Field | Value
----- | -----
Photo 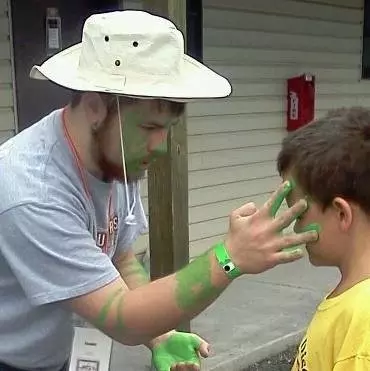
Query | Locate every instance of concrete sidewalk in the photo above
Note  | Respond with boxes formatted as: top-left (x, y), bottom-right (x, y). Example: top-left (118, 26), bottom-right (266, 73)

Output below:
top-left (109, 259), bottom-right (338, 370)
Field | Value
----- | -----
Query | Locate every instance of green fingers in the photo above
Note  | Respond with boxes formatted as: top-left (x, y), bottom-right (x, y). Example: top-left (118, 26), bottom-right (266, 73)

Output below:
top-left (270, 179), bottom-right (296, 217)
top-left (175, 251), bottom-right (222, 311)
top-left (152, 332), bottom-right (201, 371)
top-left (282, 222), bottom-right (321, 253)
top-left (271, 179), bottom-right (321, 252)
top-left (298, 222), bottom-right (321, 240)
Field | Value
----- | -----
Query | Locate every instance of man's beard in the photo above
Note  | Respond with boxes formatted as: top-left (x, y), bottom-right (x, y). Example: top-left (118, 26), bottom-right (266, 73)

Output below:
top-left (91, 122), bottom-right (146, 183)
top-left (97, 152), bottom-right (146, 183)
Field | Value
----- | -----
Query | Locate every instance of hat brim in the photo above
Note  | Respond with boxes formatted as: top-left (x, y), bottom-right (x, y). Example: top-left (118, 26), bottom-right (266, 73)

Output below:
top-left (29, 43), bottom-right (232, 102)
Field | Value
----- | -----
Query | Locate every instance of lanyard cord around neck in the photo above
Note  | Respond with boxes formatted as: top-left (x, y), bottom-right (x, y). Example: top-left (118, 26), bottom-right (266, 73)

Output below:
top-left (62, 108), bottom-right (113, 253)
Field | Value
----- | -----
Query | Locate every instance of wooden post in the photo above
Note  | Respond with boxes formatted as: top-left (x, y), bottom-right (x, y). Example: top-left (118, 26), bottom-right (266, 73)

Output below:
top-left (143, 0), bottom-right (190, 332)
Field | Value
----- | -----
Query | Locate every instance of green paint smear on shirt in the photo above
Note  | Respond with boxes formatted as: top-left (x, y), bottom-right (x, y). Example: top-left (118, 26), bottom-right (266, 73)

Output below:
top-left (175, 250), bottom-right (223, 311)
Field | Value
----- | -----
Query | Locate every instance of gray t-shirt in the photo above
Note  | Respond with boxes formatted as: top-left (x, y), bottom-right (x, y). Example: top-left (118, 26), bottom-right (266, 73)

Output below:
top-left (0, 109), bottom-right (148, 370)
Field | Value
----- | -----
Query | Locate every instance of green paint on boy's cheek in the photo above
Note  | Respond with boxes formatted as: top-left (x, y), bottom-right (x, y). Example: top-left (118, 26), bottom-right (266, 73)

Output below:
top-left (282, 197), bottom-right (321, 253)
top-left (275, 183), bottom-right (321, 252)
top-left (282, 222), bottom-right (321, 253)
top-left (175, 251), bottom-right (222, 311)
top-left (294, 196), bottom-right (321, 237)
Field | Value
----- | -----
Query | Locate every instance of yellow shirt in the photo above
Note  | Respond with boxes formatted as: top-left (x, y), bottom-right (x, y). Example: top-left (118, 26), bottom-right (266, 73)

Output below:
top-left (292, 279), bottom-right (370, 371)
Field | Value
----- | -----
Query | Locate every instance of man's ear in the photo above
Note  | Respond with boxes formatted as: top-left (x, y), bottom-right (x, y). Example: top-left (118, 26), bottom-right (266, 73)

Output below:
top-left (332, 197), bottom-right (353, 232)
top-left (81, 92), bottom-right (108, 124)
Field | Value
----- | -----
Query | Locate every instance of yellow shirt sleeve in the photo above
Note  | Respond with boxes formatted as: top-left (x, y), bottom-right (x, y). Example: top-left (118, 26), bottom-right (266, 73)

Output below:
top-left (334, 356), bottom-right (370, 371)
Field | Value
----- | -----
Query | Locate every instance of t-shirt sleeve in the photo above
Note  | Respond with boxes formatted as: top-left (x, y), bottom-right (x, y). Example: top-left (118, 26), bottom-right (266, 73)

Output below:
top-left (0, 201), bottom-right (120, 306)
top-left (116, 181), bottom-right (148, 253)
top-left (334, 356), bottom-right (370, 371)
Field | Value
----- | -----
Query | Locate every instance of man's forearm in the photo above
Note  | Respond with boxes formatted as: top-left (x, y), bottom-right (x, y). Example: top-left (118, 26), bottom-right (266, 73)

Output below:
top-left (92, 249), bottom-right (231, 345)
top-left (114, 250), bottom-right (169, 348)
top-left (114, 250), bottom-right (150, 290)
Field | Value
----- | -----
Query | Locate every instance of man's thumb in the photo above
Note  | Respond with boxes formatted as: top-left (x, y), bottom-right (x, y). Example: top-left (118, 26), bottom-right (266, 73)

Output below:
top-left (190, 334), bottom-right (210, 358)
top-left (198, 341), bottom-right (210, 358)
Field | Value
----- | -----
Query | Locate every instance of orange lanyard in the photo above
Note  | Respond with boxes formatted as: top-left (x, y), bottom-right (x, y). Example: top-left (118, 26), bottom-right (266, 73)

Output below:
top-left (62, 108), bottom-right (113, 254)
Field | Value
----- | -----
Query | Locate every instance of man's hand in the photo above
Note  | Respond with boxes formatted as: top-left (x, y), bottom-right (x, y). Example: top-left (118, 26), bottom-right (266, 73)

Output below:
top-left (225, 180), bottom-right (318, 274)
top-left (151, 331), bottom-right (210, 371)
top-left (67, 181), bottom-right (318, 346)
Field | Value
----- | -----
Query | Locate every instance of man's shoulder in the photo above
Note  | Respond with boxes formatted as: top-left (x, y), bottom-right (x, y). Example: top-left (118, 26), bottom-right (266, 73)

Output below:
top-left (0, 109), bottom-right (75, 211)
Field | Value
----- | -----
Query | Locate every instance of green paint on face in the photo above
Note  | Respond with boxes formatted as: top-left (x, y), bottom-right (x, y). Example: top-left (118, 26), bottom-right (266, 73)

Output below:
top-left (275, 179), bottom-right (320, 252)
top-left (293, 195), bottom-right (321, 238)
top-left (120, 108), bottom-right (177, 175)
top-left (94, 287), bottom-right (124, 328)
top-left (175, 251), bottom-right (222, 311)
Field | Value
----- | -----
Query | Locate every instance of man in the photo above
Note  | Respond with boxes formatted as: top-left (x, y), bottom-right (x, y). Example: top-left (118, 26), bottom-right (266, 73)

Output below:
top-left (0, 10), bottom-right (317, 371)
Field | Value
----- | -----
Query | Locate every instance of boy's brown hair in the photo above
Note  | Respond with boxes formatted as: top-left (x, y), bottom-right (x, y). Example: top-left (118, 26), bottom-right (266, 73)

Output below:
top-left (277, 107), bottom-right (370, 214)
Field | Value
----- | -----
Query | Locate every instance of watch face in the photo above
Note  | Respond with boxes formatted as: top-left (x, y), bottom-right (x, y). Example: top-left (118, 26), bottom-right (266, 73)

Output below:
top-left (223, 262), bottom-right (235, 272)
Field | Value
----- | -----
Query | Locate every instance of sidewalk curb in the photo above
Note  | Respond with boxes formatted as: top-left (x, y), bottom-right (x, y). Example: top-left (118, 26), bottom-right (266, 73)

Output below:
top-left (208, 329), bottom-right (304, 371)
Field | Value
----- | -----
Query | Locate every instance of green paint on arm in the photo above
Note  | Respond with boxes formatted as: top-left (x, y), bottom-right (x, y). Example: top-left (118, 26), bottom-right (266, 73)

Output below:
top-left (119, 256), bottom-right (150, 288)
top-left (94, 287), bottom-right (124, 328)
top-left (124, 259), bottom-right (149, 284)
top-left (116, 294), bottom-right (125, 331)
top-left (175, 250), bottom-right (223, 311)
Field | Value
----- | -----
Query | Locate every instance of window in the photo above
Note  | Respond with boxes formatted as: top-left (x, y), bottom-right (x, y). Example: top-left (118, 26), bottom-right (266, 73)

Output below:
top-left (186, 0), bottom-right (203, 63)
top-left (362, 0), bottom-right (370, 79)
top-left (122, 1), bottom-right (203, 62)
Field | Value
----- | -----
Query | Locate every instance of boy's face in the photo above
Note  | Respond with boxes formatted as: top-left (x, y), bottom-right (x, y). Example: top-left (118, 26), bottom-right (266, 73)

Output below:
top-left (282, 173), bottom-right (346, 267)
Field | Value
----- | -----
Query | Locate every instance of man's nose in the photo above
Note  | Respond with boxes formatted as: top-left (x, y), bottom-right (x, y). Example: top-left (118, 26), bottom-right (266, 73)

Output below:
top-left (147, 128), bottom-right (168, 152)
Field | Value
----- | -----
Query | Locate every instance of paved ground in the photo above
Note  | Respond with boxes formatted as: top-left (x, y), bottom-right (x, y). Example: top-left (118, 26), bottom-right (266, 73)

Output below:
top-left (109, 258), bottom-right (338, 370)
top-left (243, 346), bottom-right (296, 371)
top-left (244, 346), bottom-right (296, 371)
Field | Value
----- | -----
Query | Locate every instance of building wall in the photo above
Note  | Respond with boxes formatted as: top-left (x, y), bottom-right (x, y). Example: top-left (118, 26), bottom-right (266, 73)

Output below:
top-left (0, 0), bottom-right (16, 144)
top-left (123, 0), bottom-right (368, 259)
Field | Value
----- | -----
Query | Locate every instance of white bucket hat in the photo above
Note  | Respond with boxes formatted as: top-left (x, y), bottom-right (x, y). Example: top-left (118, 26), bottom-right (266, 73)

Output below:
top-left (30, 10), bottom-right (231, 102)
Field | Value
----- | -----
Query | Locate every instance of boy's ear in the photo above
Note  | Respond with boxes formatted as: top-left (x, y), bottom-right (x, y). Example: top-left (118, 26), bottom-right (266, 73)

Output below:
top-left (332, 197), bottom-right (353, 231)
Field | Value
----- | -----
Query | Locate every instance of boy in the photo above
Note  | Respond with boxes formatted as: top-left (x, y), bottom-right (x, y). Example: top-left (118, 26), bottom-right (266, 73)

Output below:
top-left (277, 107), bottom-right (370, 370)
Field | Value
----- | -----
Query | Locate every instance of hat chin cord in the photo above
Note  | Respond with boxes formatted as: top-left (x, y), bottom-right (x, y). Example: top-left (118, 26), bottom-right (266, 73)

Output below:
top-left (116, 95), bottom-right (137, 226)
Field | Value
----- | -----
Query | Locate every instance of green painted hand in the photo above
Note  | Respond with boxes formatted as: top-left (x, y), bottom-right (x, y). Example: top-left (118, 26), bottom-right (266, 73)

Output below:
top-left (152, 332), bottom-right (209, 371)
top-left (270, 179), bottom-right (295, 218)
